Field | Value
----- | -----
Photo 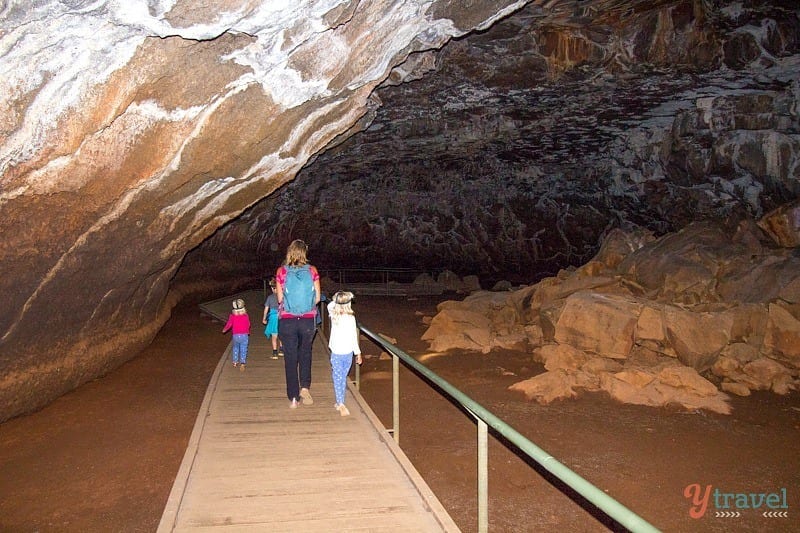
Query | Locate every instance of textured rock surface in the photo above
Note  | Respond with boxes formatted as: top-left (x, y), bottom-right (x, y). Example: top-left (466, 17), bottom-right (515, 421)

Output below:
top-left (0, 0), bottom-right (524, 421)
top-left (1, 0), bottom-right (799, 422)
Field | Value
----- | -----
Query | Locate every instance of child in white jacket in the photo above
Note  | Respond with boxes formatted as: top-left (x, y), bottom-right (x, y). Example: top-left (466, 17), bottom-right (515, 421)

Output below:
top-left (327, 291), bottom-right (361, 416)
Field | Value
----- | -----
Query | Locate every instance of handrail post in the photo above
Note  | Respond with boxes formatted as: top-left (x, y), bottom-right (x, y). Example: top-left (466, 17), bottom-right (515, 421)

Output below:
top-left (392, 352), bottom-right (400, 444)
top-left (354, 357), bottom-right (360, 390)
top-left (478, 419), bottom-right (488, 533)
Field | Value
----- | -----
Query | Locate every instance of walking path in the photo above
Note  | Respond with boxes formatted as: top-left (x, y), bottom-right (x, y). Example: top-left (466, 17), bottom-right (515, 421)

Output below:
top-left (158, 291), bottom-right (459, 532)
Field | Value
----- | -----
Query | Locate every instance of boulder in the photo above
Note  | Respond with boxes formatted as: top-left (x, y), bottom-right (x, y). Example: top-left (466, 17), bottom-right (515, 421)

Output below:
top-left (656, 366), bottom-right (720, 397)
top-left (613, 369), bottom-right (656, 388)
top-left (581, 357), bottom-right (624, 374)
top-left (743, 358), bottom-right (792, 391)
top-left (492, 333), bottom-right (529, 351)
top-left (635, 303), bottom-right (669, 354)
top-left (462, 275), bottom-right (482, 292)
top-left (421, 307), bottom-right (492, 353)
top-left (489, 304), bottom-right (523, 336)
top-left (524, 324), bottom-right (545, 347)
top-left (492, 280), bottom-right (514, 291)
top-left (663, 306), bottom-right (731, 371)
top-left (508, 370), bottom-right (579, 404)
top-left (599, 372), bottom-right (666, 407)
top-left (763, 303), bottom-right (800, 365)
top-left (617, 223), bottom-right (730, 297)
top-left (529, 274), bottom-right (620, 314)
top-left (554, 292), bottom-right (642, 359)
top-left (757, 199), bottom-right (800, 248)
top-left (721, 381), bottom-right (751, 396)
top-left (539, 301), bottom-right (565, 342)
top-left (535, 344), bottom-right (590, 372)
top-left (592, 227), bottom-right (655, 269)
top-left (771, 374), bottom-right (797, 395)
top-left (507, 284), bottom-right (537, 320)
top-left (718, 255), bottom-right (800, 304)
top-left (437, 270), bottom-right (465, 292)
top-left (720, 342), bottom-right (761, 364)
top-left (724, 304), bottom-right (768, 343)
top-left (780, 278), bottom-right (800, 304)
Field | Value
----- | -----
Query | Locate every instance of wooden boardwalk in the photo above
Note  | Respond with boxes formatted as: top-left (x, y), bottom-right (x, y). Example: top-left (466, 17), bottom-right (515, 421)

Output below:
top-left (158, 291), bottom-right (459, 532)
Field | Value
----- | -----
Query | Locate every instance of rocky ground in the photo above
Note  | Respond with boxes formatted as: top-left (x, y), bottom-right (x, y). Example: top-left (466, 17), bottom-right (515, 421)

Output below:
top-left (0, 295), bottom-right (798, 532)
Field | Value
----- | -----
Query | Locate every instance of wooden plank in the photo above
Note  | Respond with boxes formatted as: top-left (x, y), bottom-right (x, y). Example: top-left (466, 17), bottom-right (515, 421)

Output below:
top-left (160, 291), bottom-right (459, 532)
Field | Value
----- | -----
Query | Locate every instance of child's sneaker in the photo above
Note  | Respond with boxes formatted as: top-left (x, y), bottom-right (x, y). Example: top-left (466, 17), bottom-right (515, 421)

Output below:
top-left (232, 362), bottom-right (238, 367)
top-left (239, 364), bottom-right (245, 372)
top-left (289, 398), bottom-right (299, 409)
top-left (300, 388), bottom-right (313, 405)
top-left (271, 350), bottom-right (278, 360)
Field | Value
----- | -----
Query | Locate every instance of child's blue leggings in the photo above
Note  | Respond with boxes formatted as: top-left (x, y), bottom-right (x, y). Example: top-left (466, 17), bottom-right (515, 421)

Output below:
top-left (232, 334), bottom-right (249, 364)
top-left (330, 352), bottom-right (353, 405)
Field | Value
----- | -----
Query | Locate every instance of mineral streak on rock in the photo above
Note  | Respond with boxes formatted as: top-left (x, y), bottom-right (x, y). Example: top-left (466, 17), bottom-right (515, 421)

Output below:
top-left (0, 0), bottom-right (523, 422)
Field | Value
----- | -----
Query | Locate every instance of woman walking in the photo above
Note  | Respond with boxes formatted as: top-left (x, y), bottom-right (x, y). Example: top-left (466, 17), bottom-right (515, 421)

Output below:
top-left (275, 240), bottom-right (321, 409)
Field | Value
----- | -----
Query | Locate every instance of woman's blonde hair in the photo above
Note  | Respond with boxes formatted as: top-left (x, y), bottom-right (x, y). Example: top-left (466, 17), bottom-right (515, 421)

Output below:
top-left (284, 239), bottom-right (309, 266)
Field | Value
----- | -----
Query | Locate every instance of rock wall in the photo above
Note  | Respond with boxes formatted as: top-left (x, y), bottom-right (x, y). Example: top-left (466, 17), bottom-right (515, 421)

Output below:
top-left (0, 0), bottom-right (524, 422)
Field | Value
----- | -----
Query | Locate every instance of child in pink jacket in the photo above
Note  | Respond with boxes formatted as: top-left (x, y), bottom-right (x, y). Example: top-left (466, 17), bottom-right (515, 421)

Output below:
top-left (223, 298), bottom-right (251, 371)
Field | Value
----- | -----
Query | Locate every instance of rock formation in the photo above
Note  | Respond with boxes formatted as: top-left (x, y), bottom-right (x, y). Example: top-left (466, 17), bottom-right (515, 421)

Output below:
top-left (1, 1), bottom-right (798, 422)
top-left (0, 0), bottom-right (524, 422)
top-left (422, 207), bottom-right (800, 413)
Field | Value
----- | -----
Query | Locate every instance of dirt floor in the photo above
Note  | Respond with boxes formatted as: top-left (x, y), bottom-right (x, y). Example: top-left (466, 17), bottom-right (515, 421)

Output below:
top-left (0, 294), bottom-right (798, 532)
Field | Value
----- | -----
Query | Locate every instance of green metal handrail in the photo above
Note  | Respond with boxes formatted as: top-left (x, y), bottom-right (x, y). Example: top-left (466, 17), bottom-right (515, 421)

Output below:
top-left (357, 324), bottom-right (661, 533)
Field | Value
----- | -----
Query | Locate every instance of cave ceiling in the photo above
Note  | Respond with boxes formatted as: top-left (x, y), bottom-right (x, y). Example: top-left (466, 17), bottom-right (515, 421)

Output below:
top-left (186, 0), bottom-right (800, 284)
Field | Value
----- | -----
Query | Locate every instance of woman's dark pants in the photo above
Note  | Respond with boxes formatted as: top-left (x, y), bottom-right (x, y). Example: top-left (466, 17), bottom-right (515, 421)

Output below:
top-left (278, 317), bottom-right (315, 401)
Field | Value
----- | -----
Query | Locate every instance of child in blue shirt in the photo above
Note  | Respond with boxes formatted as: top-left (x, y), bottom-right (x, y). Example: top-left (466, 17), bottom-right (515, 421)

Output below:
top-left (262, 278), bottom-right (282, 359)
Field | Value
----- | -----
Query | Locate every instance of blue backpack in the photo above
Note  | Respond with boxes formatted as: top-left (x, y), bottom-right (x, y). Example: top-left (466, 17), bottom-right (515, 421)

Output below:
top-left (282, 265), bottom-right (316, 315)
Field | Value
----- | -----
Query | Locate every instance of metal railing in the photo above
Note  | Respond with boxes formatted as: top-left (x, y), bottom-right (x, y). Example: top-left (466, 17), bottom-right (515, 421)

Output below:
top-left (320, 268), bottom-right (447, 296)
top-left (355, 324), bottom-right (661, 533)
top-left (320, 267), bottom-right (436, 285)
